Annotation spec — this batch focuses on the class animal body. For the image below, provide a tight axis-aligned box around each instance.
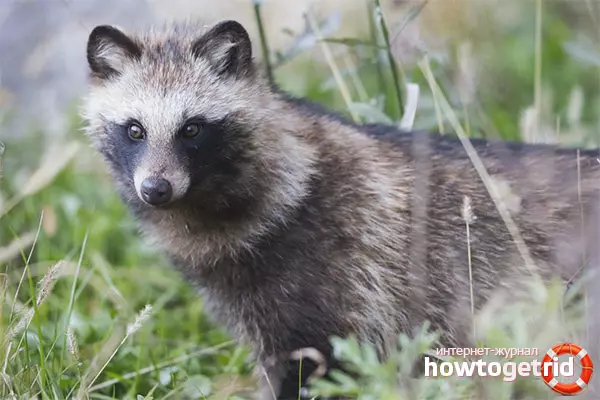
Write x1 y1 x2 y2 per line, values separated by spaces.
81 20 600 399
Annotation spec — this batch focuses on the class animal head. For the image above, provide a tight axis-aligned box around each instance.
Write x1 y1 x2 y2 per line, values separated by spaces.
81 20 278 211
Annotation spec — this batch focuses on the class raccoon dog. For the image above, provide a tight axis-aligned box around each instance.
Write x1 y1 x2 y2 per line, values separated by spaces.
82 20 600 399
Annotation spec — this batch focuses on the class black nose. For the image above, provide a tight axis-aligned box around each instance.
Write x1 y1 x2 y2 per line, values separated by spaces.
140 177 173 206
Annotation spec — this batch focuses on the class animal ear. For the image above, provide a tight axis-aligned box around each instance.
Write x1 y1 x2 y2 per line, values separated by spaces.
87 25 142 80
192 20 253 78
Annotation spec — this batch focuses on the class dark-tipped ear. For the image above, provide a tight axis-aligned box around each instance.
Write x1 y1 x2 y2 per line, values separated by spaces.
87 25 142 80
192 20 253 78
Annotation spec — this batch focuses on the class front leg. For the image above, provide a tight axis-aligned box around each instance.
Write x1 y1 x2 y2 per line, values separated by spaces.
256 348 345 400
256 357 283 400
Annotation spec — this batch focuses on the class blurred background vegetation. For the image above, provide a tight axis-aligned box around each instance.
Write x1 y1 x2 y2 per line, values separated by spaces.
0 0 597 398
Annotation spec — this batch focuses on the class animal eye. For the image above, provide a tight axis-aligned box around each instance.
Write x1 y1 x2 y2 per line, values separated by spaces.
182 123 200 138
128 123 145 140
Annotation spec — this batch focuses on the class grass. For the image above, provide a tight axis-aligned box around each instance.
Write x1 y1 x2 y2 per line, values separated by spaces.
1 0 599 398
